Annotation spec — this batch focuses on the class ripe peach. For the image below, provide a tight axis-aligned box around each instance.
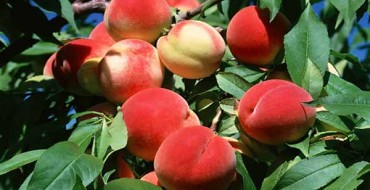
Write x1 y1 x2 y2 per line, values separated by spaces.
154 126 236 190
77 58 102 96
43 52 56 77
237 79 316 145
117 152 135 179
140 171 161 186
52 38 107 95
79 102 117 121
157 20 225 79
98 39 165 103
121 87 200 161
226 6 290 66
166 0 200 12
88 22 116 50
104 0 172 43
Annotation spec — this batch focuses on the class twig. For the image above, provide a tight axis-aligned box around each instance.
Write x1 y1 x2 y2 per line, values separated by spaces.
210 107 222 132
178 0 225 21
72 0 109 15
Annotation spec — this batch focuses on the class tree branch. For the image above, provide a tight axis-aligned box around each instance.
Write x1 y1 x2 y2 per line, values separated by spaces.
72 0 109 15
178 0 224 21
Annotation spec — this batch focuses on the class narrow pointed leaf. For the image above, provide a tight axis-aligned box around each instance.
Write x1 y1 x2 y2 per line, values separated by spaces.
104 178 162 190
259 0 282 21
236 152 257 190
329 0 366 30
0 150 45 175
216 72 252 99
301 58 323 99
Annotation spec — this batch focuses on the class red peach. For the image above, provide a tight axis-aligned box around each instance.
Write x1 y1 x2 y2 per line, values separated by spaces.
98 39 165 103
157 20 225 79
237 79 316 145
79 102 117 121
226 6 291 66
166 0 200 12
117 152 135 179
43 52 56 77
140 171 161 186
104 0 172 43
52 38 107 95
122 87 200 161
154 126 236 190
88 22 116 50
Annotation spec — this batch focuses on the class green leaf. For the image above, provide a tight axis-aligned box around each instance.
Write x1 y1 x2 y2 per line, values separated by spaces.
301 58 323 99
235 152 257 190
261 162 289 190
216 72 252 99
0 150 45 175
316 111 350 133
259 0 283 21
22 41 59 55
325 161 370 190
218 116 239 137
329 0 366 30
27 141 103 190
19 172 33 190
274 154 345 190
286 134 310 157
60 0 78 32
225 65 265 83
104 178 162 190
318 92 370 121
324 73 362 96
219 98 236 115
330 50 361 65
68 122 101 151
284 3 330 87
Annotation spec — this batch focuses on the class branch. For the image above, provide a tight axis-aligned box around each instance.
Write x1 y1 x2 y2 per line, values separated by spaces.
178 0 224 21
72 0 109 15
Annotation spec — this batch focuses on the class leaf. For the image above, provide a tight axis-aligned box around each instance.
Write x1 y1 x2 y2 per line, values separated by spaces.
68 122 101 151
22 41 59 55
216 72 252 99
219 98 236 115
330 50 361 65
218 116 239 137
0 150 45 175
27 141 103 190
104 178 162 190
19 172 33 190
286 134 310 157
301 58 323 99
329 0 366 30
60 0 78 33
284 3 330 86
259 0 283 21
318 92 370 121
324 73 362 96
225 65 266 83
325 161 369 190
274 154 345 190
235 152 257 190
261 162 289 190
316 111 350 133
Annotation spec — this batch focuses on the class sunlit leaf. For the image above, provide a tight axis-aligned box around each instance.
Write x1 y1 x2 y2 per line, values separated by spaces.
104 178 161 190
216 72 252 99
0 150 45 175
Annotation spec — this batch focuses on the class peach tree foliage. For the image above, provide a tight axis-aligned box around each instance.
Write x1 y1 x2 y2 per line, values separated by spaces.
0 0 370 189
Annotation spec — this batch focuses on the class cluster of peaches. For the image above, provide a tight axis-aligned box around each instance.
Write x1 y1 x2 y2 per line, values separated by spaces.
43 0 319 189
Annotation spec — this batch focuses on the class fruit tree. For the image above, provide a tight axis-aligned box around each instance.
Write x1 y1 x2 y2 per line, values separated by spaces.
1 0 370 189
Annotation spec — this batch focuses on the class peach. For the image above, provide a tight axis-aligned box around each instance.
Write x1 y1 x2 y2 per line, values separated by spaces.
79 102 117 121
166 0 200 12
237 79 316 145
121 87 200 161
43 52 56 77
117 152 135 179
52 38 107 95
88 22 116 49
140 171 161 186
157 20 225 79
98 39 165 103
226 6 291 66
104 0 172 43
77 58 102 96
154 126 236 190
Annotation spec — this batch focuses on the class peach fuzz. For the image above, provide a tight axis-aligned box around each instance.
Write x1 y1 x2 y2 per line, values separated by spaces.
154 126 236 190
157 20 225 79
98 39 165 103
140 171 161 186
88 22 116 50
43 52 56 77
166 0 200 12
226 6 290 66
77 58 102 96
52 38 107 95
104 0 172 43
116 152 135 179
122 87 200 161
237 79 316 145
